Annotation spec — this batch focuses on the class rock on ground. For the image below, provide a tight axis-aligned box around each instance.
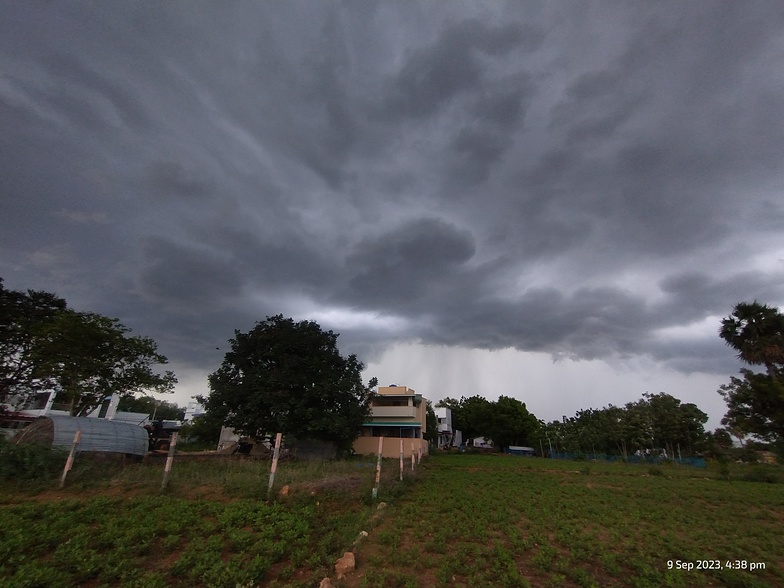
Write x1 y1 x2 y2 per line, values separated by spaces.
334 551 355 580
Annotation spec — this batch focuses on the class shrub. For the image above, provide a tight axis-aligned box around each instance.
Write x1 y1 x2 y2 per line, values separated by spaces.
0 436 67 481
741 466 781 484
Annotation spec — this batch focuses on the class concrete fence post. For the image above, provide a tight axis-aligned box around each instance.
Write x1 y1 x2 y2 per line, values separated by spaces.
399 438 404 481
160 431 179 491
372 436 384 500
267 432 283 498
59 429 82 489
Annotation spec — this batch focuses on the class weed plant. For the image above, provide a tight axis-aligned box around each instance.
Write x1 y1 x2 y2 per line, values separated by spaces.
0 436 67 484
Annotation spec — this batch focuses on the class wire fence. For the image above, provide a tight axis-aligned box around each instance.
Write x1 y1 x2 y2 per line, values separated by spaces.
549 452 707 468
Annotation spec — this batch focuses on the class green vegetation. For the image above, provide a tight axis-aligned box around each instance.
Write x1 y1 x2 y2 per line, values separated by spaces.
719 301 784 446
204 315 377 449
0 436 66 484
436 395 538 448
543 392 709 459
0 278 176 415
353 454 784 588
1 450 782 587
117 396 184 420
0 454 414 588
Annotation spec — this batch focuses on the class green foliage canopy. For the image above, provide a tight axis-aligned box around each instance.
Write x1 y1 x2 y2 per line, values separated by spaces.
542 393 707 457
1 279 176 415
205 315 376 449
720 301 784 377
485 395 539 449
719 301 784 443
117 395 184 421
437 395 538 449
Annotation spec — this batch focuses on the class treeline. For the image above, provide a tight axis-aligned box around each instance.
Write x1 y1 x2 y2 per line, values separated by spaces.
437 392 710 457
540 392 707 458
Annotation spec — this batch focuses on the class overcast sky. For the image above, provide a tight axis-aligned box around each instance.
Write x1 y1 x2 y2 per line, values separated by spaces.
3 2 784 429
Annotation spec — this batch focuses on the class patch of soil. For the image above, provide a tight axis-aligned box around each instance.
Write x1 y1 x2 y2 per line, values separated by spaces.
297 475 364 496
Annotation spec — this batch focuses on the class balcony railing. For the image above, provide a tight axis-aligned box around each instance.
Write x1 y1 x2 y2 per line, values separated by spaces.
370 405 417 418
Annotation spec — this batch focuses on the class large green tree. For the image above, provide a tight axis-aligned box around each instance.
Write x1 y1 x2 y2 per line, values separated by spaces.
643 392 708 457
458 395 494 441
205 315 376 449
1 279 67 404
484 395 539 450
719 301 784 444
1 279 176 415
719 370 784 443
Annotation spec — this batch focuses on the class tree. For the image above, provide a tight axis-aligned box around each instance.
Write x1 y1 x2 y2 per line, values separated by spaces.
720 301 784 377
719 370 784 443
1 279 67 405
458 395 493 441
1 279 176 415
484 395 538 450
179 413 223 447
643 392 707 457
422 400 438 443
719 301 784 444
205 315 377 449
117 396 184 421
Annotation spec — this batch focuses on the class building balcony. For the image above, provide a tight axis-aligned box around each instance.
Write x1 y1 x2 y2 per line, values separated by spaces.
370 405 417 418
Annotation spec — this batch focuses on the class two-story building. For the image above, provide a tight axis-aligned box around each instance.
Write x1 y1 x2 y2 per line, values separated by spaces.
353 384 429 459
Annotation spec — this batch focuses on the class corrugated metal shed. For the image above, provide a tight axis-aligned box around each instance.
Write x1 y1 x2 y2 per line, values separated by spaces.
47 416 148 456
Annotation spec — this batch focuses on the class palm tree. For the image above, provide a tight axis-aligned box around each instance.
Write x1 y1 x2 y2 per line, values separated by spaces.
720 301 784 377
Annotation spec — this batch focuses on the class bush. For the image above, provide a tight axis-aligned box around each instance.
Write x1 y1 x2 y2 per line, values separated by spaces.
741 466 782 484
0 436 67 481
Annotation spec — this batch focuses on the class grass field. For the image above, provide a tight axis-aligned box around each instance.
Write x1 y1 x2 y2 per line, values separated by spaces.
1 452 782 587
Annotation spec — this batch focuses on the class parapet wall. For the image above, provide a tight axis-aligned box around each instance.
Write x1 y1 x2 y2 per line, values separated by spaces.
353 436 429 459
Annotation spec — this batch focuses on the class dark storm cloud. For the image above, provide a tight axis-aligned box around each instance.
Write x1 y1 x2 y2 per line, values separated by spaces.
381 19 543 119
448 74 535 184
2 0 784 392
343 218 476 308
140 238 243 310
148 162 216 201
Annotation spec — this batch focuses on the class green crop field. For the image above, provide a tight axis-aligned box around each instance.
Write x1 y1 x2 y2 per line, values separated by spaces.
1 452 782 587
0 454 414 588
347 454 784 588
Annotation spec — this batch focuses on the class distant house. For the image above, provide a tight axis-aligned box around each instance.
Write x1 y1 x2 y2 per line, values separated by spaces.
353 385 429 459
435 406 462 449
184 401 206 423
472 437 493 449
